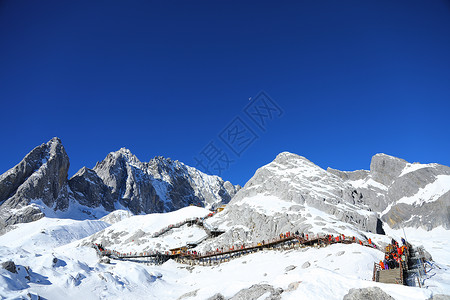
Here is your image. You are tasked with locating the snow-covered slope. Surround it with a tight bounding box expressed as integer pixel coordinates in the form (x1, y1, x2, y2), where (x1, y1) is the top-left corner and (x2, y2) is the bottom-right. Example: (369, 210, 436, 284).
(1, 148, 450, 299)
(79, 206, 211, 253)
(1, 212, 449, 299)
(0, 218, 110, 252)
(194, 152, 381, 253)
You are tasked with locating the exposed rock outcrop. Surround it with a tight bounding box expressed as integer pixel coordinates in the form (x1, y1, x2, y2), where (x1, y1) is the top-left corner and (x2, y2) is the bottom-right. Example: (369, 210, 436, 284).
(343, 287, 395, 300)
(86, 148, 240, 215)
(198, 152, 381, 252)
(230, 284, 283, 300)
(68, 167, 115, 211)
(0, 137, 70, 230)
(227, 152, 377, 232)
(1, 139, 448, 234)
(1, 260, 17, 274)
(0, 138, 239, 231)
(329, 153, 450, 230)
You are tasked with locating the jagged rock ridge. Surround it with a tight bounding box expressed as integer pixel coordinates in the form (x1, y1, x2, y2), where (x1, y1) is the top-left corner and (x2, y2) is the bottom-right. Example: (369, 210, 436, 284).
(72, 147, 239, 215)
(0, 137, 70, 230)
(0, 138, 240, 231)
(199, 152, 382, 252)
(198, 152, 449, 252)
(328, 153, 450, 230)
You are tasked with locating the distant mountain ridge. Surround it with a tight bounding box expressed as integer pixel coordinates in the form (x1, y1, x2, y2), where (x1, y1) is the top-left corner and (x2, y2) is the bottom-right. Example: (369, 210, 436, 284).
(0, 138, 239, 232)
(1, 138, 449, 236)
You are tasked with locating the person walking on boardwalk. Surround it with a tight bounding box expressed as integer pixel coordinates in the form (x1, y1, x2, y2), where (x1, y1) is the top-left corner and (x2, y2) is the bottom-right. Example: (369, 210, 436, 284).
(383, 257, 389, 270)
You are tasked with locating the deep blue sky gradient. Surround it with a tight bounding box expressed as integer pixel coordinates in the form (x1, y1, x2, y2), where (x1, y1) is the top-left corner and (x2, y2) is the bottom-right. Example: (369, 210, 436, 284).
(1, 1, 449, 186)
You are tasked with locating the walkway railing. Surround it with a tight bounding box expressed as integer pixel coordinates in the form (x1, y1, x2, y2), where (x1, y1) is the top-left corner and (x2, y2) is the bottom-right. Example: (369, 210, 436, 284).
(151, 212, 216, 238)
(94, 232, 376, 266)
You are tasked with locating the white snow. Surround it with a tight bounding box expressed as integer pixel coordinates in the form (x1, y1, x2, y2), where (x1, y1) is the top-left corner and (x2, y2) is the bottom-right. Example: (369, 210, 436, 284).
(399, 163, 435, 177)
(1, 229, 441, 300)
(28, 196, 111, 221)
(233, 195, 294, 216)
(0, 202, 449, 299)
(397, 175, 450, 205)
(99, 209, 133, 224)
(383, 226, 450, 296)
(349, 177, 388, 191)
(77, 206, 211, 253)
(0, 218, 110, 252)
(381, 203, 394, 216)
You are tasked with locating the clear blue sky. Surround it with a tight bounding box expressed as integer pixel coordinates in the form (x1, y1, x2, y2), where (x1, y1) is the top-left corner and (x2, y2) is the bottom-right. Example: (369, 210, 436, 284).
(1, 1, 449, 186)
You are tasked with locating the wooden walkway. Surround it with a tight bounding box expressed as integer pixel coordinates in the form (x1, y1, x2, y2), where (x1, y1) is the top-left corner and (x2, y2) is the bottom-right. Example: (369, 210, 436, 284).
(373, 243, 410, 285)
(95, 233, 375, 265)
(377, 267, 404, 284)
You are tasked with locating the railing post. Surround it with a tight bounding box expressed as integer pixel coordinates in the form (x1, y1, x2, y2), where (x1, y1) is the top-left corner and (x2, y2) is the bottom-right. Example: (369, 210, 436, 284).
(372, 262, 377, 282)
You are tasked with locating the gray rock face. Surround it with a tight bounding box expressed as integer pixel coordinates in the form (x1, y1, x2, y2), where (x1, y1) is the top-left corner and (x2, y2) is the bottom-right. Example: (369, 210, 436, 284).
(68, 167, 115, 211)
(343, 287, 395, 300)
(327, 168, 369, 182)
(370, 154, 408, 187)
(88, 148, 240, 215)
(0, 137, 70, 229)
(205, 152, 380, 247)
(329, 153, 450, 230)
(230, 284, 283, 300)
(88, 150, 164, 215)
(99, 210, 132, 224)
(0, 138, 239, 231)
(285, 265, 296, 272)
(197, 152, 450, 252)
(206, 294, 225, 300)
(1, 260, 17, 273)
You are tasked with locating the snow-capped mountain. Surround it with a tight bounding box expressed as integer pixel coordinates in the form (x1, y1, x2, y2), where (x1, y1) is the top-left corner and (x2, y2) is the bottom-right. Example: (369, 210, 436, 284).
(0, 138, 239, 232)
(197, 152, 379, 253)
(328, 153, 450, 230)
(1, 148, 450, 299)
(196, 152, 449, 253)
(72, 147, 239, 214)
(69, 151, 450, 257)
(1, 207, 449, 299)
(0, 137, 70, 232)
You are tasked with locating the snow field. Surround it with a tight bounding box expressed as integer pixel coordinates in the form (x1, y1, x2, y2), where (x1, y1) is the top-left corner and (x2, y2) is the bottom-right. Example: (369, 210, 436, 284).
(79, 206, 211, 253)
(0, 206, 449, 299)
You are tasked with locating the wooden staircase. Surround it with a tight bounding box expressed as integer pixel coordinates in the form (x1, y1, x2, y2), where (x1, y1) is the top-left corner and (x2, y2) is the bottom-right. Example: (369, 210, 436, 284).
(377, 268, 403, 284)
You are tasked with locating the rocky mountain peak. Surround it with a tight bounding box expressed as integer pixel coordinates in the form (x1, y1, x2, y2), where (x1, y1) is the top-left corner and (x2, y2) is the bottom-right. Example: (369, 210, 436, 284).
(327, 153, 450, 230)
(370, 153, 408, 186)
(47, 136, 63, 149)
(88, 148, 239, 214)
(0, 137, 70, 231)
(223, 151, 379, 240)
(0, 139, 240, 231)
(107, 148, 142, 168)
(149, 155, 176, 169)
(273, 151, 311, 165)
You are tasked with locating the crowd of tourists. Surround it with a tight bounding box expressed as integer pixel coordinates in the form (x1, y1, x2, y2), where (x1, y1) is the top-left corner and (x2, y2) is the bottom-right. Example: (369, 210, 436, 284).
(379, 238, 408, 270)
